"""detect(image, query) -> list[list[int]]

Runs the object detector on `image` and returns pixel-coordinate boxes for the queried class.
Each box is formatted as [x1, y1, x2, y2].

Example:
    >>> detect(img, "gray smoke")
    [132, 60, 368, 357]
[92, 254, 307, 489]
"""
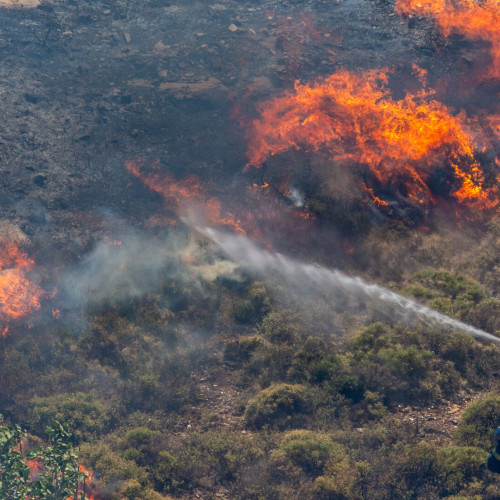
[198, 226, 499, 343]
[55, 227, 239, 315]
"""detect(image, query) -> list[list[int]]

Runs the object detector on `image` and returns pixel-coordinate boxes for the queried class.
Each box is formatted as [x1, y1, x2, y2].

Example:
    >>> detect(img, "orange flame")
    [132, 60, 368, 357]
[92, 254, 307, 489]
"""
[22, 449, 99, 500]
[67, 464, 100, 500]
[245, 69, 498, 209]
[125, 160, 247, 234]
[0, 242, 46, 336]
[395, 0, 500, 79]
[25, 458, 44, 481]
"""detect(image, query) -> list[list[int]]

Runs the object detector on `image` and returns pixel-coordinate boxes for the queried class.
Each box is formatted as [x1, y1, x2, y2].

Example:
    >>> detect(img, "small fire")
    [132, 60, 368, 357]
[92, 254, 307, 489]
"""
[25, 458, 44, 481]
[0, 242, 46, 336]
[125, 160, 316, 245]
[245, 69, 498, 210]
[67, 464, 99, 500]
[395, 0, 500, 79]
[125, 160, 246, 234]
[21, 446, 99, 500]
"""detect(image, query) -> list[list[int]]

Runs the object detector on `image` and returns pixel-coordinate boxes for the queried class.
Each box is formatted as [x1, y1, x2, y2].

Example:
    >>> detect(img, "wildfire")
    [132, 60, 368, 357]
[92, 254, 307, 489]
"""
[67, 464, 99, 500]
[0, 242, 46, 336]
[25, 458, 44, 481]
[395, 0, 500, 79]
[245, 69, 498, 209]
[125, 160, 246, 234]
[19, 443, 99, 500]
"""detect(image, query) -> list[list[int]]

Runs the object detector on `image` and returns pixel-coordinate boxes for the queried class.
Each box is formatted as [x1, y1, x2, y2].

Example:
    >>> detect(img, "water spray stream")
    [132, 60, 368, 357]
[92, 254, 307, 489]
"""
[198, 226, 500, 343]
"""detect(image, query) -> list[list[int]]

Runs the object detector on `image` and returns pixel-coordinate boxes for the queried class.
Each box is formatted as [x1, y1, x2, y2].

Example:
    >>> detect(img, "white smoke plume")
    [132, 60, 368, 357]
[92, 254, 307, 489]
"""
[197, 226, 500, 343]
[53, 226, 239, 317]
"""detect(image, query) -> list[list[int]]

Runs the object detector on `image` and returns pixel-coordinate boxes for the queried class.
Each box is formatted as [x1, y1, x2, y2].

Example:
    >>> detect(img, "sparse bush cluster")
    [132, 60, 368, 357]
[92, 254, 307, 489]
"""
[2, 242, 500, 499]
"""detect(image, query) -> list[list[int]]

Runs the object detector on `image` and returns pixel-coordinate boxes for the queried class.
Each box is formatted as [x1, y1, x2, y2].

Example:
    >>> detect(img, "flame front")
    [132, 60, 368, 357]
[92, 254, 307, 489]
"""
[395, 0, 500, 79]
[245, 69, 498, 209]
[0, 242, 45, 336]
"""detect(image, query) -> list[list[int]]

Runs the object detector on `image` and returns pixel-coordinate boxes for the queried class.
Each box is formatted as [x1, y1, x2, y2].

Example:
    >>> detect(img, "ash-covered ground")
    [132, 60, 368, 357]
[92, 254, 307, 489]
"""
[2, 0, 495, 254]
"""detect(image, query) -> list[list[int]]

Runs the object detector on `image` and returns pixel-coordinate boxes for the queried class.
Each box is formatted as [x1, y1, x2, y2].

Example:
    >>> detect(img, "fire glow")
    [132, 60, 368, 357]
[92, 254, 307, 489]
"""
[245, 69, 498, 210]
[395, 0, 500, 80]
[125, 160, 246, 234]
[18, 440, 99, 500]
[0, 242, 45, 336]
[68, 464, 99, 500]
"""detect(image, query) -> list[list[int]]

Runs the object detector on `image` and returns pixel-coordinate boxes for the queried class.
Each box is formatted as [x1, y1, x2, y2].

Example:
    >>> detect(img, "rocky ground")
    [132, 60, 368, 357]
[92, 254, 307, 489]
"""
[0, 0, 471, 256]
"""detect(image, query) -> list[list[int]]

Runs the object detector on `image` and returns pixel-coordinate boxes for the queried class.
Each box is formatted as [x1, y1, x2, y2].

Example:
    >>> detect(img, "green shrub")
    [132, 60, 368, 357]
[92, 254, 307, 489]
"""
[313, 443, 355, 499]
[349, 324, 461, 403]
[123, 428, 157, 448]
[78, 442, 148, 485]
[287, 337, 340, 385]
[257, 310, 303, 344]
[151, 451, 179, 493]
[350, 323, 391, 357]
[223, 336, 264, 365]
[390, 441, 440, 498]
[244, 383, 314, 429]
[409, 270, 499, 331]
[455, 393, 500, 448]
[280, 430, 335, 476]
[28, 392, 111, 443]
[157, 431, 264, 494]
[412, 271, 486, 301]
[245, 342, 296, 383]
[231, 300, 256, 324]
[437, 445, 487, 496]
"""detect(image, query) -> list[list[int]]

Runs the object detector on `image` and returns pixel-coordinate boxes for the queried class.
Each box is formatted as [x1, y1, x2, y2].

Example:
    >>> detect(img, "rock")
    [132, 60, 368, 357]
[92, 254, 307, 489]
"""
[127, 79, 155, 88]
[158, 78, 227, 99]
[228, 24, 238, 32]
[249, 76, 273, 95]
[0, 221, 30, 245]
[153, 41, 170, 53]
[0, 0, 41, 7]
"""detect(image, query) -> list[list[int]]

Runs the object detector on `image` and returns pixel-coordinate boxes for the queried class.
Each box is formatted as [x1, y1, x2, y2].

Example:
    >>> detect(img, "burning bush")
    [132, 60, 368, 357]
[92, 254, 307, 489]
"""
[396, 0, 500, 80]
[0, 418, 97, 500]
[245, 69, 498, 213]
[0, 242, 47, 337]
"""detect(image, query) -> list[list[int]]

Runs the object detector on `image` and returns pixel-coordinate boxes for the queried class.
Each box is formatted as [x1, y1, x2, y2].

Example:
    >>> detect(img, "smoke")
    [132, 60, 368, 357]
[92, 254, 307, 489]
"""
[197, 226, 500, 343]
[53, 225, 240, 320]
[286, 187, 305, 208]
